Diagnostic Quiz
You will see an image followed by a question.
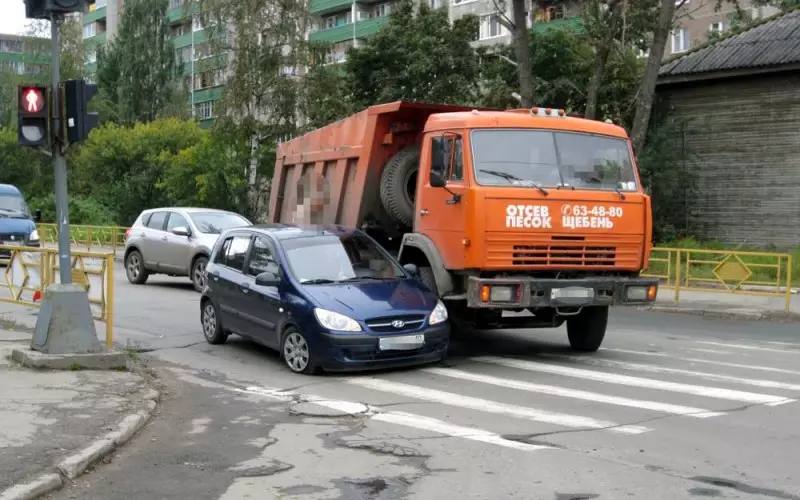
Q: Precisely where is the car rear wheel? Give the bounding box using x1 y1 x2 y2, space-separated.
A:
191 256 208 293
125 250 149 285
282 327 319 375
201 299 228 345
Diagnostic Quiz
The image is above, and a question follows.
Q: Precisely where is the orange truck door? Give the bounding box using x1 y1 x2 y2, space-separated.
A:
415 132 468 268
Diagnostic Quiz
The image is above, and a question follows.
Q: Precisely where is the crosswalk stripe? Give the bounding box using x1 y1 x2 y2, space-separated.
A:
345 377 650 434
540 354 800 393
473 356 793 406
371 412 551 452
604 348 800 376
695 341 800 354
423 367 724 418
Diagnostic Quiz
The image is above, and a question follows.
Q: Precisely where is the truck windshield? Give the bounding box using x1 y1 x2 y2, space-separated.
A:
470 129 638 191
281 233 405 284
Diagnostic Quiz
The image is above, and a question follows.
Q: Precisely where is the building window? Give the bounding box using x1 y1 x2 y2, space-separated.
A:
373 2 391 17
86 48 97 63
83 23 96 39
709 21 723 34
479 13 505 40
0 39 22 53
323 12 351 29
170 0 182 8
193 43 211 61
429 0 441 7
96 0 107 7
192 15 202 32
671 28 688 53
194 101 213 120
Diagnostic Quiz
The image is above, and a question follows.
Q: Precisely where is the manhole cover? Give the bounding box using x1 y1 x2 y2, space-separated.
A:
290 400 369 417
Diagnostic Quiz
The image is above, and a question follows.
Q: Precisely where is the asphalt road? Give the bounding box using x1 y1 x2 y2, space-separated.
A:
36 262 800 499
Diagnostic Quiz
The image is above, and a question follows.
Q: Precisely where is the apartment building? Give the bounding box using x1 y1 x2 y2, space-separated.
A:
82 0 224 126
307 0 398 63
668 0 779 57
0 33 49 76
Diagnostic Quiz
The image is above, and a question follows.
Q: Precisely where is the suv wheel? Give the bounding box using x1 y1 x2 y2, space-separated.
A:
125 250 149 285
191 256 208 293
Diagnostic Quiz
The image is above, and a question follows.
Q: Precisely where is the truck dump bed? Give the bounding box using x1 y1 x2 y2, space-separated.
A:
268 101 485 228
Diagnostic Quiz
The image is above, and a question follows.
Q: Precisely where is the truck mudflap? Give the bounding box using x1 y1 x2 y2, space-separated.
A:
465 276 658 309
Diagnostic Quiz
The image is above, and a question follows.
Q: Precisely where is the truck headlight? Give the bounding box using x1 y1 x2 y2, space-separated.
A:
313 308 362 332
29 229 40 242
429 300 448 325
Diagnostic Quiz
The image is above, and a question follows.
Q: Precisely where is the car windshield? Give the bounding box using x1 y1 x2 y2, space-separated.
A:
471 129 638 191
189 212 249 234
281 233 405 284
0 194 30 215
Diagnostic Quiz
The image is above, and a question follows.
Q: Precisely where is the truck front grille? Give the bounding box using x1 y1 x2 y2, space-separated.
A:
512 245 616 266
485 233 642 269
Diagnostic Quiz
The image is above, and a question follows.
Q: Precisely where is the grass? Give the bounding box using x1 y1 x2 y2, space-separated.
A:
644 237 800 289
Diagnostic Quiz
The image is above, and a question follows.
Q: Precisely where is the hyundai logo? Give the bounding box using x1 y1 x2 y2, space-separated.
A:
391 320 406 329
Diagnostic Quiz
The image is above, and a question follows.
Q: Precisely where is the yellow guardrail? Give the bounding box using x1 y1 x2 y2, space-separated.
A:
643 247 793 313
0 245 115 348
37 223 129 256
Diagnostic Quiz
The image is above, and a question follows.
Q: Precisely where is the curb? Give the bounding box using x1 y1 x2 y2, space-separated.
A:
638 305 800 322
0 387 160 500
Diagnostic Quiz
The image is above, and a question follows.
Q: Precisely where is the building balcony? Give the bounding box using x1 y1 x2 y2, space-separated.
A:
309 0 384 16
191 86 224 103
308 16 388 43
531 16 584 34
167 3 199 23
83 6 107 24
84 32 107 45
173 29 207 49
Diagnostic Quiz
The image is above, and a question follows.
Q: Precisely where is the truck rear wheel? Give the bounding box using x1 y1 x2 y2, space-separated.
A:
380 146 420 227
566 306 608 352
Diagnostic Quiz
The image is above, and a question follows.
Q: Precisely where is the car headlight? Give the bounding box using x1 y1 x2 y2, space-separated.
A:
313 308 362 332
428 300 448 326
29 229 39 242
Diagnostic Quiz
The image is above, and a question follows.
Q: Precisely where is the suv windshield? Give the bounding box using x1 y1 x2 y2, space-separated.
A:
471 129 638 191
280 233 405 284
0 194 30 215
189 212 249 234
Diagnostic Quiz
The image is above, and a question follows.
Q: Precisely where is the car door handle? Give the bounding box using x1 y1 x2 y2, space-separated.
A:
239 283 250 294
208 270 219 281
161 236 167 241
140 232 146 237
419 209 429 216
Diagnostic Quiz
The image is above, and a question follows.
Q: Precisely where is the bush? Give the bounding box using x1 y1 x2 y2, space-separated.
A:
27 194 117 226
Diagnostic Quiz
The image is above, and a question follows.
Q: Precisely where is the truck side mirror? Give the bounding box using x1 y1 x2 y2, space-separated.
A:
33 209 42 222
430 170 446 188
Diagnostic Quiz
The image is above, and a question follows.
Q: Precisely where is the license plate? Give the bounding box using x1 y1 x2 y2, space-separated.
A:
378 334 424 351
551 287 594 300
2 241 21 247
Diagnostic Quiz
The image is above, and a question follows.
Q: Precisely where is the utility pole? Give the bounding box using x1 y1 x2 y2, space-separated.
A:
50 13 73 285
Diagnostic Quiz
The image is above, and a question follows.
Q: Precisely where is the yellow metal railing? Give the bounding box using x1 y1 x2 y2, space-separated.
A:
643 247 793 313
0 245 115 348
37 223 129 256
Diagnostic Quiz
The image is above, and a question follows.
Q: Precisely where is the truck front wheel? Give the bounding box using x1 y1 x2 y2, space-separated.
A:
566 306 608 352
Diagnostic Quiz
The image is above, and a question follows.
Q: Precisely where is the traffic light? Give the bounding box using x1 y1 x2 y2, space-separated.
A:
24 0 86 19
64 79 99 144
18 86 50 148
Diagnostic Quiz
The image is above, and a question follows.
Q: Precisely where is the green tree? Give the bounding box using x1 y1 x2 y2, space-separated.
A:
302 51 353 129
97 0 187 125
71 118 206 224
344 0 481 108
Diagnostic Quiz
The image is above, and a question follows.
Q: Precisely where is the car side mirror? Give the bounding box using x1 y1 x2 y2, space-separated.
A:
255 270 280 287
33 209 42 223
403 263 418 276
430 170 446 188
172 226 191 237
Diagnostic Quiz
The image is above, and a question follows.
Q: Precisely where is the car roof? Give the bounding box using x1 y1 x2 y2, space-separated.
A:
0 184 22 195
238 223 362 241
142 207 240 215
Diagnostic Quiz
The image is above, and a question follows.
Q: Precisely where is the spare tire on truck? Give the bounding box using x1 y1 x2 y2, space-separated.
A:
380 146 421 227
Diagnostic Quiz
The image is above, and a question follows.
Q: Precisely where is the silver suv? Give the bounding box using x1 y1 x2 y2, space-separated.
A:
124 207 251 292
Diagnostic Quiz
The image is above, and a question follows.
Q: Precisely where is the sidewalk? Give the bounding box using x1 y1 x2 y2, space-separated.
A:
643 287 800 322
0 330 159 500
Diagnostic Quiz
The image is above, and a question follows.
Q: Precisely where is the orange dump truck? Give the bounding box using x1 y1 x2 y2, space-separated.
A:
269 101 658 352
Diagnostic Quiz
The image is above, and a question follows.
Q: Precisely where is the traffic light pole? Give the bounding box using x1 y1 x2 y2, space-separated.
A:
50 13 72 285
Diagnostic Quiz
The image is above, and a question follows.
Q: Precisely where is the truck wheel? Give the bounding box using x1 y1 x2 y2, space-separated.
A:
380 146 420 227
417 266 438 295
566 306 608 352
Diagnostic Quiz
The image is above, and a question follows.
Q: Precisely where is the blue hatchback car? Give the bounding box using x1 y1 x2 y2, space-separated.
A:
199 224 450 374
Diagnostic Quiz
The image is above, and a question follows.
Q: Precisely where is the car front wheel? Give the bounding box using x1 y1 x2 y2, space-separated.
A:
281 327 319 375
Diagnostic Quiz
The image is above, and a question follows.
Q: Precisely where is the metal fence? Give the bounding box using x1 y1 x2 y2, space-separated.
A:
0 245 115 347
642 247 794 312
37 223 128 256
